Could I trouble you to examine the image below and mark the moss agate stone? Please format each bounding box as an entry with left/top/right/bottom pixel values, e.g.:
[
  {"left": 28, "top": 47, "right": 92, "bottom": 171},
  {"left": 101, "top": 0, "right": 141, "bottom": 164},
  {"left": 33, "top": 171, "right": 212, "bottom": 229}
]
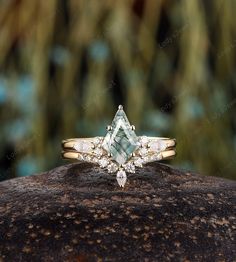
[{"left": 102, "top": 107, "right": 139, "bottom": 165}]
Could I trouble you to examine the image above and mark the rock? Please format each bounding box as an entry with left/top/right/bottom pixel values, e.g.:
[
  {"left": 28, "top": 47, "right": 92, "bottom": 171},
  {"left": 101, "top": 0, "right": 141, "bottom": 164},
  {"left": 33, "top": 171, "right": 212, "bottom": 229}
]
[{"left": 0, "top": 162, "right": 235, "bottom": 262}]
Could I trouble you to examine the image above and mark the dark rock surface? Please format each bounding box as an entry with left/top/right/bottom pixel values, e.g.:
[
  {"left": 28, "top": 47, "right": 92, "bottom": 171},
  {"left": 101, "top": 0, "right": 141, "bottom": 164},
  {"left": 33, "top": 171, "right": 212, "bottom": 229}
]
[{"left": 0, "top": 162, "right": 235, "bottom": 262}]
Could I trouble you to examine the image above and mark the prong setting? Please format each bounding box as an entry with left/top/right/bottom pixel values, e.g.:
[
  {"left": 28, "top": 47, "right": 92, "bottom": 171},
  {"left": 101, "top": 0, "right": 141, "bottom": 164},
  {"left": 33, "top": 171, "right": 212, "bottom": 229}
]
[{"left": 106, "top": 125, "right": 113, "bottom": 131}]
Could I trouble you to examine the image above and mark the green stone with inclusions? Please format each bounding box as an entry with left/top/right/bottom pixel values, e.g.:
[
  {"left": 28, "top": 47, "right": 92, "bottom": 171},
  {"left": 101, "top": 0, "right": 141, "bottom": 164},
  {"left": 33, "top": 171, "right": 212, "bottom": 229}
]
[{"left": 102, "top": 108, "right": 139, "bottom": 165}]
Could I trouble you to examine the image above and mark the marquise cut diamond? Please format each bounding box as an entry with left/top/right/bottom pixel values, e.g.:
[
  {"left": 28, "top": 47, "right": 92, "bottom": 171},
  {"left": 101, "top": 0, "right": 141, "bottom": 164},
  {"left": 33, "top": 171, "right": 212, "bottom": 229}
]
[
  {"left": 74, "top": 141, "right": 93, "bottom": 153},
  {"left": 116, "top": 170, "right": 127, "bottom": 188},
  {"left": 149, "top": 140, "right": 167, "bottom": 151}
]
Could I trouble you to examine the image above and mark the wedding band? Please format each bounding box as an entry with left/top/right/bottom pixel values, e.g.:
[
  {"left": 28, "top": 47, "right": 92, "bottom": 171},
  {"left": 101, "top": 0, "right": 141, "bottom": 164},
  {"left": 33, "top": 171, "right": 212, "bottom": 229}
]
[
  {"left": 61, "top": 105, "right": 176, "bottom": 187},
  {"left": 62, "top": 137, "right": 176, "bottom": 152},
  {"left": 62, "top": 149, "right": 176, "bottom": 161}
]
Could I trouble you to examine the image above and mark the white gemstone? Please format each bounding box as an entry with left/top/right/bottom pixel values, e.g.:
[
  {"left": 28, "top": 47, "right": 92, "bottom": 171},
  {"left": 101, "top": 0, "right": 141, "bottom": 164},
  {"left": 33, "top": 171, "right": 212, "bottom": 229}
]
[
  {"left": 116, "top": 170, "right": 127, "bottom": 187},
  {"left": 92, "top": 157, "right": 99, "bottom": 163},
  {"left": 142, "top": 157, "right": 148, "bottom": 164},
  {"left": 77, "top": 154, "right": 84, "bottom": 161},
  {"left": 107, "top": 163, "right": 118, "bottom": 173},
  {"left": 123, "top": 162, "right": 135, "bottom": 173},
  {"left": 74, "top": 141, "right": 93, "bottom": 153},
  {"left": 99, "top": 158, "right": 109, "bottom": 168},
  {"left": 94, "top": 148, "right": 103, "bottom": 156},
  {"left": 139, "top": 147, "right": 148, "bottom": 156},
  {"left": 149, "top": 153, "right": 162, "bottom": 162},
  {"left": 140, "top": 136, "right": 149, "bottom": 146},
  {"left": 84, "top": 155, "right": 92, "bottom": 161},
  {"left": 134, "top": 158, "right": 143, "bottom": 167},
  {"left": 149, "top": 140, "right": 167, "bottom": 152},
  {"left": 94, "top": 137, "right": 101, "bottom": 145}
]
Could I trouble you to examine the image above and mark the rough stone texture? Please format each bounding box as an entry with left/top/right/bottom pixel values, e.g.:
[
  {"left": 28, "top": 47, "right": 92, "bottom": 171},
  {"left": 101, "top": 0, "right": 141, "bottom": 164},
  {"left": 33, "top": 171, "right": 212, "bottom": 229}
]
[{"left": 0, "top": 162, "right": 235, "bottom": 262}]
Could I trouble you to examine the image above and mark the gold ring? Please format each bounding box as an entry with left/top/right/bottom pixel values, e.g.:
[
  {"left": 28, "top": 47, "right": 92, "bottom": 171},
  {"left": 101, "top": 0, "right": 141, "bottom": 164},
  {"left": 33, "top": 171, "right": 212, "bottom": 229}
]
[{"left": 62, "top": 105, "right": 176, "bottom": 187}]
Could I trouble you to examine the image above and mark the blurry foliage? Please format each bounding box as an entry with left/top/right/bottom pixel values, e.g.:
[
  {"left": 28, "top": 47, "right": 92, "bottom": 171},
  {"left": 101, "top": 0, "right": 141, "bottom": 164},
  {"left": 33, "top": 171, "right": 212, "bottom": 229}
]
[{"left": 0, "top": 0, "right": 235, "bottom": 180}]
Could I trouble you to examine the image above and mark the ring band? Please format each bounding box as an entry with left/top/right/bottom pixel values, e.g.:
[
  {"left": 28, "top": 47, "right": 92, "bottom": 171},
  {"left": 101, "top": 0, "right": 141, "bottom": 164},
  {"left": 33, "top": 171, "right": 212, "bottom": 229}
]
[
  {"left": 61, "top": 105, "right": 176, "bottom": 187},
  {"left": 62, "top": 137, "right": 176, "bottom": 153},
  {"left": 62, "top": 149, "right": 176, "bottom": 161}
]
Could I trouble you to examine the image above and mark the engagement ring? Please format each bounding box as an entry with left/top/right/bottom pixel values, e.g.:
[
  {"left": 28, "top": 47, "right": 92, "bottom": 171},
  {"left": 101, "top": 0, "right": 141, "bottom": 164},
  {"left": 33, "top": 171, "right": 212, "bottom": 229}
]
[{"left": 62, "top": 105, "right": 176, "bottom": 187}]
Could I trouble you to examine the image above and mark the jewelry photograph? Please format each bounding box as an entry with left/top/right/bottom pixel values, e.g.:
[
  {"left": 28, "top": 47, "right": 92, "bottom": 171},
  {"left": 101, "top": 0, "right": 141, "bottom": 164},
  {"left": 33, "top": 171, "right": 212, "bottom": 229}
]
[{"left": 0, "top": 1, "right": 235, "bottom": 261}]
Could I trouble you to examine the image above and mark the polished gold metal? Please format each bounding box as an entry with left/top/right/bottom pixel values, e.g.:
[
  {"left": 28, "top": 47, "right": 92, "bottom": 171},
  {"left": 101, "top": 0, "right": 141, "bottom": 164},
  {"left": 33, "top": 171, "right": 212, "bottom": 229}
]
[
  {"left": 159, "top": 149, "right": 176, "bottom": 160},
  {"left": 62, "top": 151, "right": 82, "bottom": 160}
]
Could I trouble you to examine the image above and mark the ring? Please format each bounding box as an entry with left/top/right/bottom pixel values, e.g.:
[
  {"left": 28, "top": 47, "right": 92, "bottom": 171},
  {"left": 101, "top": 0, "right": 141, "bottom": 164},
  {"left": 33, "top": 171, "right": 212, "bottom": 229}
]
[{"left": 62, "top": 105, "right": 176, "bottom": 187}]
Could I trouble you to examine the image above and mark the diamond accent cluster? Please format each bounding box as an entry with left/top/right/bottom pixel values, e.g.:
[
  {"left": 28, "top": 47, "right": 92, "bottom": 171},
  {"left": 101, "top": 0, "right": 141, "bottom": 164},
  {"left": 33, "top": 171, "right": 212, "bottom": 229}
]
[{"left": 73, "top": 106, "right": 171, "bottom": 187}]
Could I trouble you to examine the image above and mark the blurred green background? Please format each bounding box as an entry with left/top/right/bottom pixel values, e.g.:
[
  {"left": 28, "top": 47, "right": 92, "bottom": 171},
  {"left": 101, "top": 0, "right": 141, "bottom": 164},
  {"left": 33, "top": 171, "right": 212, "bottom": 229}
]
[{"left": 0, "top": 0, "right": 235, "bottom": 181}]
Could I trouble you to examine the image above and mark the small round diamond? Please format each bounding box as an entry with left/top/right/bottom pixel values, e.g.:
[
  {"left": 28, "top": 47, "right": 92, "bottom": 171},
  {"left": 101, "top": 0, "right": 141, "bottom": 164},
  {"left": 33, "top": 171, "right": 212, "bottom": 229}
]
[
  {"left": 140, "top": 136, "right": 149, "bottom": 146},
  {"left": 93, "top": 148, "right": 103, "bottom": 156},
  {"left": 107, "top": 163, "right": 118, "bottom": 173},
  {"left": 99, "top": 158, "right": 109, "bottom": 168},
  {"left": 139, "top": 147, "right": 148, "bottom": 156},
  {"left": 134, "top": 158, "right": 143, "bottom": 167},
  {"left": 94, "top": 137, "right": 101, "bottom": 145},
  {"left": 123, "top": 162, "right": 135, "bottom": 173},
  {"left": 92, "top": 157, "right": 99, "bottom": 163},
  {"left": 84, "top": 155, "right": 92, "bottom": 161}
]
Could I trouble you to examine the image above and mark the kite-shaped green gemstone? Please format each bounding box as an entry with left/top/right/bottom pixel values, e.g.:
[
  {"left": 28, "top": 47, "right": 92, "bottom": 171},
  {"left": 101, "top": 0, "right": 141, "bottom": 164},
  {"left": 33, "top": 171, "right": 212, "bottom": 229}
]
[{"left": 102, "top": 106, "right": 139, "bottom": 165}]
